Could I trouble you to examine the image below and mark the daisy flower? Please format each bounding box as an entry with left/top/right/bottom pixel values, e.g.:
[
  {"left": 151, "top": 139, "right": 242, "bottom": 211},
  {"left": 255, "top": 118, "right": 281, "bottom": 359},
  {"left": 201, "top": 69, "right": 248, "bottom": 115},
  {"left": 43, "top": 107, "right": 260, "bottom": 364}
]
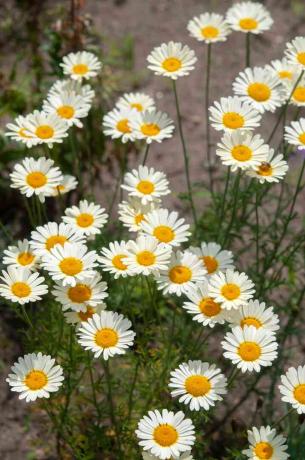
[
  {"left": 51, "top": 175, "right": 78, "bottom": 196},
  {"left": 22, "top": 110, "right": 69, "bottom": 147},
  {"left": 285, "top": 74, "right": 305, "bottom": 107},
  {"left": 102, "top": 107, "right": 138, "bottom": 143},
  {"left": 285, "top": 36, "right": 305, "bottom": 70},
  {"left": 62, "top": 199, "right": 108, "bottom": 237},
  {"left": 226, "top": 2, "right": 273, "bottom": 34},
  {"left": 118, "top": 197, "right": 160, "bottom": 232},
  {"left": 285, "top": 117, "right": 305, "bottom": 147},
  {"left": 182, "top": 280, "right": 227, "bottom": 327},
  {"left": 3, "top": 239, "right": 39, "bottom": 272},
  {"left": 216, "top": 131, "right": 270, "bottom": 171},
  {"left": 99, "top": 241, "right": 133, "bottom": 279},
  {"left": 124, "top": 235, "right": 172, "bottom": 277},
  {"left": 189, "top": 242, "right": 234, "bottom": 275},
  {"left": 222, "top": 325, "right": 278, "bottom": 373},
  {"left": 30, "top": 222, "right": 85, "bottom": 257},
  {"left": 243, "top": 426, "right": 289, "bottom": 460},
  {"left": 246, "top": 150, "right": 288, "bottom": 184},
  {"left": 169, "top": 360, "right": 227, "bottom": 411},
  {"left": 77, "top": 310, "right": 135, "bottom": 359},
  {"left": 52, "top": 272, "right": 108, "bottom": 312},
  {"left": 228, "top": 299, "right": 280, "bottom": 333},
  {"left": 147, "top": 41, "right": 197, "bottom": 80},
  {"left": 209, "top": 96, "right": 262, "bottom": 132},
  {"left": 43, "top": 90, "right": 91, "bottom": 128},
  {"left": 233, "top": 67, "right": 285, "bottom": 113},
  {"left": 6, "top": 352, "right": 64, "bottom": 402},
  {"left": 209, "top": 269, "right": 255, "bottom": 310},
  {"left": 60, "top": 51, "right": 102, "bottom": 80},
  {"left": 130, "top": 109, "right": 175, "bottom": 144},
  {"left": 156, "top": 250, "right": 207, "bottom": 297},
  {"left": 116, "top": 92, "right": 155, "bottom": 113},
  {"left": 10, "top": 156, "right": 63, "bottom": 203},
  {"left": 136, "top": 409, "right": 195, "bottom": 460},
  {"left": 48, "top": 79, "right": 95, "bottom": 105},
  {"left": 64, "top": 303, "right": 106, "bottom": 328},
  {"left": 279, "top": 365, "right": 305, "bottom": 414},
  {"left": 266, "top": 58, "right": 297, "bottom": 83},
  {"left": 0, "top": 267, "right": 48, "bottom": 305},
  {"left": 140, "top": 208, "right": 191, "bottom": 247},
  {"left": 121, "top": 165, "right": 170, "bottom": 205},
  {"left": 187, "top": 13, "right": 231, "bottom": 44},
  {"left": 41, "top": 242, "right": 98, "bottom": 287},
  {"left": 5, "top": 115, "right": 39, "bottom": 148},
  {"left": 142, "top": 451, "right": 194, "bottom": 460}
]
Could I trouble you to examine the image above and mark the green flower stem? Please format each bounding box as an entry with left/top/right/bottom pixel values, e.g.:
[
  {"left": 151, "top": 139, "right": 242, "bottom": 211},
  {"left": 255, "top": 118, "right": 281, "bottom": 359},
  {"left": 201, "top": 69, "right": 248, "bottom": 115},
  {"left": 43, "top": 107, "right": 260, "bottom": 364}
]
[
  {"left": 246, "top": 33, "right": 251, "bottom": 67},
  {"left": 205, "top": 43, "right": 214, "bottom": 192},
  {"left": 272, "top": 407, "right": 295, "bottom": 429},
  {"left": 127, "top": 359, "right": 140, "bottom": 422},
  {"left": 227, "top": 367, "right": 240, "bottom": 388},
  {"left": 87, "top": 352, "right": 102, "bottom": 421},
  {"left": 142, "top": 143, "right": 151, "bottom": 165},
  {"left": 255, "top": 189, "right": 260, "bottom": 273},
  {"left": 70, "top": 128, "right": 83, "bottom": 195},
  {"left": 222, "top": 170, "right": 242, "bottom": 246},
  {"left": 21, "top": 304, "right": 33, "bottom": 329},
  {"left": 217, "top": 166, "right": 231, "bottom": 242}
]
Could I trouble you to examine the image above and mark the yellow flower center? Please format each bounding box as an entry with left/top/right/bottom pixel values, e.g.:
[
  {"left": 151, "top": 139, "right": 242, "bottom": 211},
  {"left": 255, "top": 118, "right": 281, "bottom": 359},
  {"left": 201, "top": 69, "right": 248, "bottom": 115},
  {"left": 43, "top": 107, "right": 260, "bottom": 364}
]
[
  {"left": 248, "top": 83, "right": 271, "bottom": 102},
  {"left": 57, "top": 105, "right": 75, "bottom": 119},
  {"left": 11, "top": 281, "right": 31, "bottom": 298},
  {"left": 18, "top": 128, "right": 32, "bottom": 138},
  {"left": 241, "top": 317, "right": 262, "bottom": 328},
  {"left": 202, "top": 255, "right": 219, "bottom": 274},
  {"left": 297, "top": 52, "right": 305, "bottom": 66},
  {"left": 136, "top": 180, "right": 155, "bottom": 194},
  {"left": 238, "top": 341, "right": 261, "bottom": 361},
  {"left": 112, "top": 254, "right": 128, "bottom": 270},
  {"left": 78, "top": 306, "right": 96, "bottom": 322},
  {"left": 68, "top": 284, "right": 92, "bottom": 303},
  {"left": 221, "top": 283, "right": 241, "bottom": 300},
  {"left": 95, "top": 328, "right": 118, "bottom": 348},
  {"left": 24, "top": 370, "right": 48, "bottom": 390},
  {"left": 116, "top": 119, "right": 131, "bottom": 134},
  {"left": 201, "top": 26, "right": 219, "bottom": 39},
  {"left": 293, "top": 384, "right": 305, "bottom": 404},
  {"left": 72, "top": 63, "right": 89, "bottom": 75},
  {"left": 35, "top": 125, "right": 54, "bottom": 139},
  {"left": 185, "top": 375, "right": 211, "bottom": 396},
  {"left": 59, "top": 257, "right": 83, "bottom": 276},
  {"left": 278, "top": 70, "right": 292, "bottom": 79},
  {"left": 293, "top": 87, "right": 305, "bottom": 103},
  {"left": 135, "top": 213, "right": 145, "bottom": 225},
  {"left": 17, "top": 252, "right": 35, "bottom": 266},
  {"left": 298, "top": 132, "right": 305, "bottom": 144},
  {"left": 231, "top": 145, "right": 253, "bottom": 161},
  {"left": 26, "top": 171, "right": 47, "bottom": 188},
  {"left": 136, "top": 250, "right": 156, "bottom": 266},
  {"left": 199, "top": 297, "right": 221, "bottom": 317},
  {"left": 45, "top": 235, "right": 67, "bottom": 251},
  {"left": 153, "top": 225, "right": 175, "bottom": 243},
  {"left": 131, "top": 102, "right": 143, "bottom": 111},
  {"left": 162, "top": 57, "right": 182, "bottom": 72},
  {"left": 222, "top": 112, "right": 245, "bottom": 129},
  {"left": 153, "top": 424, "right": 178, "bottom": 447},
  {"left": 140, "top": 123, "right": 161, "bottom": 137},
  {"left": 239, "top": 17, "right": 258, "bottom": 30},
  {"left": 76, "top": 213, "right": 94, "bottom": 228},
  {"left": 254, "top": 442, "right": 274, "bottom": 459},
  {"left": 257, "top": 162, "right": 272, "bottom": 176},
  {"left": 169, "top": 265, "right": 192, "bottom": 284}
]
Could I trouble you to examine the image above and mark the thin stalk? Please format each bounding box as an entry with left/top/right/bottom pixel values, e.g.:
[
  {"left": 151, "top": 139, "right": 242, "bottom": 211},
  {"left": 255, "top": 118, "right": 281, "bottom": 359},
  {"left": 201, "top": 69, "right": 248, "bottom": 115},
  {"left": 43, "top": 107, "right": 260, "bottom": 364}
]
[
  {"left": 205, "top": 43, "right": 213, "bottom": 192},
  {"left": 217, "top": 167, "right": 231, "bottom": 242},
  {"left": 127, "top": 360, "right": 140, "bottom": 422},
  {"left": 272, "top": 407, "right": 295, "bottom": 429},
  {"left": 246, "top": 33, "right": 250, "bottom": 67},
  {"left": 87, "top": 352, "right": 102, "bottom": 421},
  {"left": 21, "top": 304, "right": 34, "bottom": 328},
  {"left": 227, "top": 367, "right": 240, "bottom": 388},
  {"left": 255, "top": 188, "right": 260, "bottom": 274},
  {"left": 103, "top": 361, "right": 123, "bottom": 458},
  {"left": 222, "top": 170, "right": 242, "bottom": 246},
  {"left": 142, "top": 143, "right": 151, "bottom": 165}
]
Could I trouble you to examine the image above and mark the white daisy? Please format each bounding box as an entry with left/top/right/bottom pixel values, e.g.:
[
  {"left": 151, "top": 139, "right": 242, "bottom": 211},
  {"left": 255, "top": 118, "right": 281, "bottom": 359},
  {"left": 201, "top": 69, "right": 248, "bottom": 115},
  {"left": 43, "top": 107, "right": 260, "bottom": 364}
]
[
  {"left": 284, "top": 117, "right": 305, "bottom": 147},
  {"left": 6, "top": 352, "right": 64, "bottom": 402},
  {"left": 124, "top": 235, "right": 172, "bottom": 277},
  {"left": 41, "top": 242, "right": 98, "bottom": 286},
  {"left": 52, "top": 272, "right": 108, "bottom": 312},
  {"left": 209, "top": 96, "right": 262, "bottom": 132},
  {"left": 130, "top": 109, "right": 175, "bottom": 144},
  {"left": 48, "top": 79, "right": 95, "bottom": 105},
  {"left": 60, "top": 51, "right": 102, "bottom": 80},
  {"left": 30, "top": 222, "right": 85, "bottom": 257},
  {"left": 266, "top": 58, "right": 297, "bottom": 83},
  {"left": 187, "top": 13, "right": 231, "bottom": 44},
  {"left": 121, "top": 165, "right": 170, "bottom": 205},
  {"left": 226, "top": 2, "right": 273, "bottom": 34},
  {"left": 102, "top": 107, "right": 138, "bottom": 143},
  {"left": 156, "top": 250, "right": 207, "bottom": 297},
  {"left": 43, "top": 90, "right": 91, "bottom": 128},
  {"left": 3, "top": 239, "right": 39, "bottom": 272},
  {"left": 118, "top": 197, "right": 160, "bottom": 232},
  {"left": 285, "top": 74, "right": 305, "bottom": 107},
  {"left": 62, "top": 199, "right": 108, "bottom": 237},
  {"left": 246, "top": 150, "right": 289, "bottom": 183},
  {"left": 64, "top": 303, "right": 106, "bottom": 328},
  {"left": 189, "top": 242, "right": 234, "bottom": 275},
  {"left": 142, "top": 451, "right": 194, "bottom": 460},
  {"left": 221, "top": 325, "right": 278, "bottom": 373},
  {"left": 116, "top": 92, "right": 155, "bottom": 113},
  {"left": 243, "top": 425, "right": 289, "bottom": 460},
  {"left": 279, "top": 365, "right": 305, "bottom": 414},
  {"left": 285, "top": 36, "right": 305, "bottom": 70},
  {"left": 22, "top": 110, "right": 69, "bottom": 147},
  {"left": 140, "top": 208, "right": 191, "bottom": 247},
  {"left": 99, "top": 241, "right": 133, "bottom": 279},
  {"left": 136, "top": 409, "right": 195, "bottom": 460},
  {"left": 5, "top": 115, "right": 39, "bottom": 148},
  {"left": 169, "top": 360, "right": 227, "bottom": 411},
  {"left": 216, "top": 130, "right": 270, "bottom": 171},
  {"left": 10, "top": 156, "right": 63, "bottom": 203},
  {"left": 0, "top": 267, "right": 48, "bottom": 305},
  {"left": 51, "top": 175, "right": 78, "bottom": 196},
  {"left": 147, "top": 41, "right": 197, "bottom": 80},
  {"left": 209, "top": 269, "right": 255, "bottom": 311},
  {"left": 228, "top": 299, "right": 280, "bottom": 333},
  {"left": 182, "top": 280, "right": 227, "bottom": 328},
  {"left": 77, "top": 310, "right": 135, "bottom": 359},
  {"left": 233, "top": 67, "right": 285, "bottom": 113}
]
